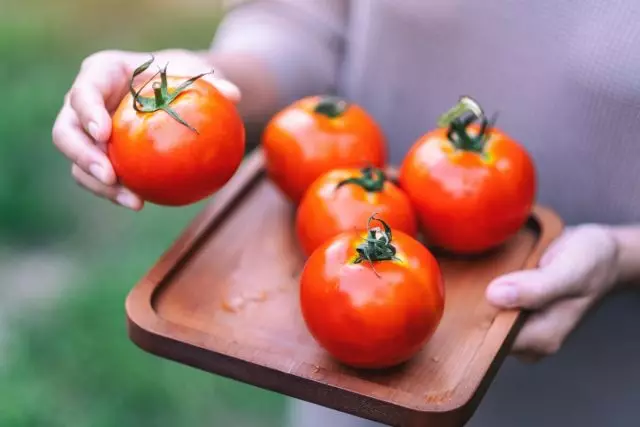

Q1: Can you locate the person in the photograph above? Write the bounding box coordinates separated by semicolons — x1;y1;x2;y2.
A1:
52;1;640;425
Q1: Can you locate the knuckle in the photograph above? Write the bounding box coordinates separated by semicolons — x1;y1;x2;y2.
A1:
80;51;105;70
51;123;61;146
71;165;109;198
71;164;86;185
80;53;99;71
81;50;122;71
68;86;84;110
63;88;72;104
68;84;98;123
51;121;67;148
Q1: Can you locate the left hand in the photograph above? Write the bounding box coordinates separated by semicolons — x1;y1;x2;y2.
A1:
485;223;620;362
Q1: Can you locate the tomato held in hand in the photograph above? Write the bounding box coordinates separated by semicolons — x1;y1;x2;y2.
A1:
300;215;444;369
296;166;417;257
399;97;536;254
108;57;245;206
262;95;386;203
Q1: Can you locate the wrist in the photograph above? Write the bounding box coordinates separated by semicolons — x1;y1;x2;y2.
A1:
201;51;280;120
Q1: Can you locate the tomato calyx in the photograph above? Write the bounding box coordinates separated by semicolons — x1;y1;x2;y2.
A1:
313;95;349;118
437;96;498;154
336;166;387;192
353;214;400;276
128;55;214;134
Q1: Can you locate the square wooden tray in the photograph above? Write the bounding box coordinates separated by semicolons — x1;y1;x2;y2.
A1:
126;149;563;427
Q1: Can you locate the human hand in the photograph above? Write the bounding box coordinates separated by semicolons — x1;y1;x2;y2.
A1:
52;49;241;210
485;224;620;362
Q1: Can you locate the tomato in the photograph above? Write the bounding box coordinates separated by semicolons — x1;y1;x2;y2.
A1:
108;56;245;206
296;166;417;257
262;95;386;203
299;215;444;369
399;97;536;254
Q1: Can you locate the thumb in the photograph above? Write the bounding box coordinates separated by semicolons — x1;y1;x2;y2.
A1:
206;78;242;104
485;250;582;310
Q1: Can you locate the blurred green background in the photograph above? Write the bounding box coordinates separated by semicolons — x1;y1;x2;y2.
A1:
0;0;285;425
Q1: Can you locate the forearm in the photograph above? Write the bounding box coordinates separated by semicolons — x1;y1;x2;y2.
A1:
609;225;640;288
207;0;348;120
201;51;280;121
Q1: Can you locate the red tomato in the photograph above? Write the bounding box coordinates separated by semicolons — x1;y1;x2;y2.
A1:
399;97;536;254
299;215;445;369
108;56;245;206
296;166;418;257
262;95;386;203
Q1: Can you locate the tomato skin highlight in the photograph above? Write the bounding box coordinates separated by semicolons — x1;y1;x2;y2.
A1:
262;95;386;204
108;72;245;206
399;122;536;254
299;223;444;369
296;167;418;257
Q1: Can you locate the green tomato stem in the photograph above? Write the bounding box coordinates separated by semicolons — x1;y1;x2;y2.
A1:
336;166;387;192
437;96;498;154
152;82;164;106
313;95;349;118
353;214;400;277
127;55;214;133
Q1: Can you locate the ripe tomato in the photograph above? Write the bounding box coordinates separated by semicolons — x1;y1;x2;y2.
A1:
299;215;444;369
399;97;536;254
108;56;245;206
262;95;386;203
296;166;417;257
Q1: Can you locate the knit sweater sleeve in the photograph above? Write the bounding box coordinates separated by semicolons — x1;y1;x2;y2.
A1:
211;0;349;108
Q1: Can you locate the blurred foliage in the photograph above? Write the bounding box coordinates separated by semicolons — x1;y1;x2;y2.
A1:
0;238;284;427
0;0;286;425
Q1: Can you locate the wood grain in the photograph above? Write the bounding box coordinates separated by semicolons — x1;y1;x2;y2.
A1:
126;148;564;427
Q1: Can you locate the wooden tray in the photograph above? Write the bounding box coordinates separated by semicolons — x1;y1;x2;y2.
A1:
126;149;563;427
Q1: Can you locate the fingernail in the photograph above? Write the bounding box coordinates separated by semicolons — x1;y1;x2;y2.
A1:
89;163;110;184
116;191;140;210
486;283;519;307
87;121;99;141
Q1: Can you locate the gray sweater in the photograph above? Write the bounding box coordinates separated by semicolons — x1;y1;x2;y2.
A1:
212;1;640;426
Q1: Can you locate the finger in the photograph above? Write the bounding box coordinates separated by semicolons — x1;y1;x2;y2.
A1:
486;231;585;309
53;105;117;185
485;266;583;310
538;226;577;268
69;84;114;145
70;58;129;143
71;164;143;211
208;78;242;103
511;297;589;358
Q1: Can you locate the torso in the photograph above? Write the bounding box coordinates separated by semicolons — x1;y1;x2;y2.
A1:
339;0;640;225
335;2;640;425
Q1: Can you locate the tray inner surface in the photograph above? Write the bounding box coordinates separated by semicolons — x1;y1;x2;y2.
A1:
151;178;537;409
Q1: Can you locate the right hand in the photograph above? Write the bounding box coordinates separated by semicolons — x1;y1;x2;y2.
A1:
52;49;241;210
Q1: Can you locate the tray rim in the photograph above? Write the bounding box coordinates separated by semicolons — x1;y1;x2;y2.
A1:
125;148;564;420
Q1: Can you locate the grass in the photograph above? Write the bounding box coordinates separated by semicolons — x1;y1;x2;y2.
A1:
0;1;286;425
